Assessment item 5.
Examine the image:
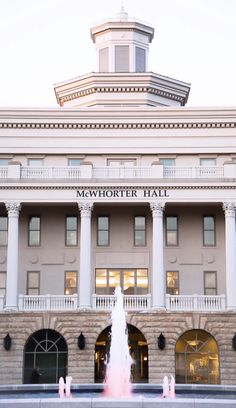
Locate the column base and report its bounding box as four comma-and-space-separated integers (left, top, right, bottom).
4, 305, 18, 312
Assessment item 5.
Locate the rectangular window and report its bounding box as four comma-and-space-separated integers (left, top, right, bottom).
134, 216, 146, 246
203, 216, 215, 246
166, 271, 179, 295
0, 216, 8, 246
66, 216, 77, 246
27, 271, 40, 295
200, 158, 216, 166
204, 271, 217, 295
166, 216, 178, 246
28, 216, 41, 246
97, 216, 109, 246
0, 271, 6, 296
95, 268, 148, 295
115, 45, 129, 72
68, 158, 81, 166
0, 159, 10, 166
135, 47, 146, 72
159, 158, 175, 166
65, 271, 77, 295
28, 158, 43, 166
99, 47, 109, 72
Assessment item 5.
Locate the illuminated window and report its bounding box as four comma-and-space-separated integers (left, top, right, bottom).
0, 216, 8, 246
0, 272, 6, 296
166, 271, 179, 295
166, 216, 178, 246
175, 329, 219, 384
66, 216, 77, 246
97, 216, 109, 246
95, 269, 148, 295
28, 216, 41, 246
204, 271, 217, 295
65, 271, 77, 295
203, 216, 215, 246
134, 216, 146, 246
27, 271, 40, 295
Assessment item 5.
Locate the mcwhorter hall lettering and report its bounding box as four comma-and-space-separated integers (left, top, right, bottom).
77, 188, 169, 199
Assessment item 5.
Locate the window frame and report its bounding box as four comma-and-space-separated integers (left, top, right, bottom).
0, 271, 6, 296
95, 268, 148, 295
65, 216, 78, 246
28, 216, 41, 247
166, 271, 179, 295
204, 271, 217, 295
0, 215, 8, 246
64, 270, 77, 295
97, 215, 110, 246
165, 215, 178, 246
134, 215, 146, 246
27, 271, 40, 295
67, 158, 81, 166
203, 215, 216, 247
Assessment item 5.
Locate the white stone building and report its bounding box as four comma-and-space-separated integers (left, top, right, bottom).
0, 8, 236, 385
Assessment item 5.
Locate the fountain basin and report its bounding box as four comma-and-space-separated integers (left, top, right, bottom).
0, 384, 236, 407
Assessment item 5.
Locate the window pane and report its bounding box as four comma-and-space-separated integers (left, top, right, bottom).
27, 288, 39, 295
99, 47, 109, 72
167, 216, 177, 230
115, 45, 129, 72
205, 288, 216, 295
204, 230, 215, 246
29, 231, 40, 246
29, 217, 40, 230
167, 271, 179, 295
135, 216, 145, 229
0, 231, 7, 246
66, 231, 77, 246
200, 159, 216, 166
0, 217, 7, 230
135, 230, 145, 246
205, 272, 216, 288
98, 217, 108, 230
0, 159, 10, 166
0, 272, 6, 288
159, 158, 175, 166
204, 216, 214, 230
65, 271, 77, 295
28, 272, 39, 287
28, 159, 43, 166
108, 271, 120, 293
167, 231, 177, 246
135, 47, 145, 72
66, 216, 77, 230
98, 231, 108, 246
68, 159, 81, 166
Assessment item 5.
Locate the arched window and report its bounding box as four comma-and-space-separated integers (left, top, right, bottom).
175, 329, 219, 384
23, 329, 68, 384
95, 324, 148, 383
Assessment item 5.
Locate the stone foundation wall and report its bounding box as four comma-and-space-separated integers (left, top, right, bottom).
0, 310, 235, 384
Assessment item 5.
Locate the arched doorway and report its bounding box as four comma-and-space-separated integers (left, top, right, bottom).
23, 329, 68, 384
175, 329, 219, 384
95, 324, 148, 383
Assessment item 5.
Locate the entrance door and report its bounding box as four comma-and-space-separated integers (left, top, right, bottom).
95, 324, 148, 383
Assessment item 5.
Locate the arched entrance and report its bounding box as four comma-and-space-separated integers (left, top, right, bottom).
95, 324, 148, 383
175, 329, 219, 384
23, 329, 68, 384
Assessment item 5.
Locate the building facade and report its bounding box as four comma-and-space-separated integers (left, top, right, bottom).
1, 8, 236, 385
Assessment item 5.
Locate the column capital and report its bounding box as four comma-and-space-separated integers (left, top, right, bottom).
78, 202, 93, 217
223, 202, 236, 216
150, 201, 165, 217
5, 202, 21, 216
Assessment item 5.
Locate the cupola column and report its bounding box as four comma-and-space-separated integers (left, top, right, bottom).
78, 202, 93, 308
5, 202, 21, 310
150, 202, 166, 309
223, 202, 236, 310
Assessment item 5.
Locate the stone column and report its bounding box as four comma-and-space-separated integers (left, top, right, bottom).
5, 202, 21, 310
150, 202, 165, 309
223, 202, 236, 310
78, 203, 93, 308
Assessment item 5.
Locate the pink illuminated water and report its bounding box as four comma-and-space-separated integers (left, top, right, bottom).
104, 286, 132, 398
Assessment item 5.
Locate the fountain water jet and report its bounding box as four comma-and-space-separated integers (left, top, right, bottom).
103, 286, 132, 398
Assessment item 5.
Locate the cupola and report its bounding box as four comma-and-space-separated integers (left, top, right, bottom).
90, 7, 154, 73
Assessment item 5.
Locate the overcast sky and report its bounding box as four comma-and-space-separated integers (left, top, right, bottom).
0, 0, 235, 108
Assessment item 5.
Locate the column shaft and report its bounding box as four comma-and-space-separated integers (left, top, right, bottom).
150, 202, 165, 308
78, 203, 93, 308
5, 202, 21, 310
223, 202, 236, 310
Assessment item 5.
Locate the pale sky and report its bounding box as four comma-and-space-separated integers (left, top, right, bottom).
0, 0, 235, 108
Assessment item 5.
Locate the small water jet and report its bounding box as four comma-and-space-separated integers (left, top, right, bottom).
103, 286, 132, 398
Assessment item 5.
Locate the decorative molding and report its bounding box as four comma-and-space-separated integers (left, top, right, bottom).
150, 202, 165, 216
223, 202, 236, 216
1, 121, 235, 130
78, 202, 93, 216
5, 202, 21, 215
0, 185, 236, 191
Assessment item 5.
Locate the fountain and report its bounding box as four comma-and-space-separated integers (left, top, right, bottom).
103, 286, 132, 398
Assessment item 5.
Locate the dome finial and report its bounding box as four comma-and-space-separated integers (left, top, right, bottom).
116, 1, 128, 21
